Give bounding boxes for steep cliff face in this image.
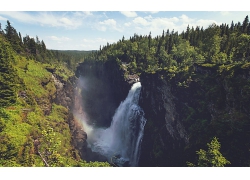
[75,60,131,127]
[139,64,250,166]
[51,73,88,160]
[138,73,189,166]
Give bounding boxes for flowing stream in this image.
[84,82,146,166]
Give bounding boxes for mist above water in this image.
[74,77,146,166]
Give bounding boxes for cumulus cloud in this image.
[196,19,218,27]
[121,14,225,37]
[179,14,194,24]
[145,15,153,20]
[0,11,82,29]
[97,19,122,32]
[99,19,116,26]
[130,16,180,35]
[133,17,149,26]
[120,11,137,18]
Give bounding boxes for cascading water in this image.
[84,82,146,167]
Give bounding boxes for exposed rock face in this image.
[138,72,189,166]
[67,113,88,160]
[52,74,76,109]
[75,60,130,127]
[51,73,89,160]
[138,64,250,166]
[126,74,140,84]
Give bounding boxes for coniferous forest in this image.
[1,15,250,167]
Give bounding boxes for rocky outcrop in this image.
[125,74,140,84]
[138,64,250,166]
[52,74,76,109]
[67,113,88,160]
[51,73,89,161]
[75,60,130,127]
[138,72,189,166]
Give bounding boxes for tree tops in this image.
[85,15,250,75]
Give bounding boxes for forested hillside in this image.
[1,14,250,167]
[0,20,110,167]
[85,16,250,74]
[81,15,250,167]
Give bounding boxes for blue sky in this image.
[0,1,249,50]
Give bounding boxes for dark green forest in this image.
[83,15,250,167]
[85,16,250,74]
[1,14,250,167]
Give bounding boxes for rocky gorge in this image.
[71,61,250,166]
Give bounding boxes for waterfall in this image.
[86,82,146,167]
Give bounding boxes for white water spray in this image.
[76,81,146,166]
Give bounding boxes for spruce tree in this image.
[242,15,249,33]
[0,39,19,107]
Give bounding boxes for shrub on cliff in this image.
[187,137,230,167]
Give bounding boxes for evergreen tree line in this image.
[0,20,84,70]
[85,15,250,74]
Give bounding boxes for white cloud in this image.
[120,11,137,18]
[151,18,177,28]
[0,11,82,29]
[179,14,194,23]
[124,22,131,27]
[125,14,224,37]
[99,26,107,31]
[84,11,93,16]
[59,17,74,26]
[196,19,219,27]
[0,15,7,21]
[131,16,180,35]
[97,19,122,32]
[133,17,149,26]
[99,19,116,26]
[145,15,153,20]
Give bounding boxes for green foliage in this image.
[76,161,111,167]
[40,127,64,167]
[83,15,250,81]
[187,137,230,167]
[0,35,20,107]
[0,21,112,167]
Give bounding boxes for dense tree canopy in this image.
[84,16,250,75]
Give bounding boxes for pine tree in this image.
[187,137,231,167]
[242,15,249,33]
[4,20,22,53]
[0,23,4,34]
[185,25,190,41]
[230,21,234,31]
[0,38,19,107]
